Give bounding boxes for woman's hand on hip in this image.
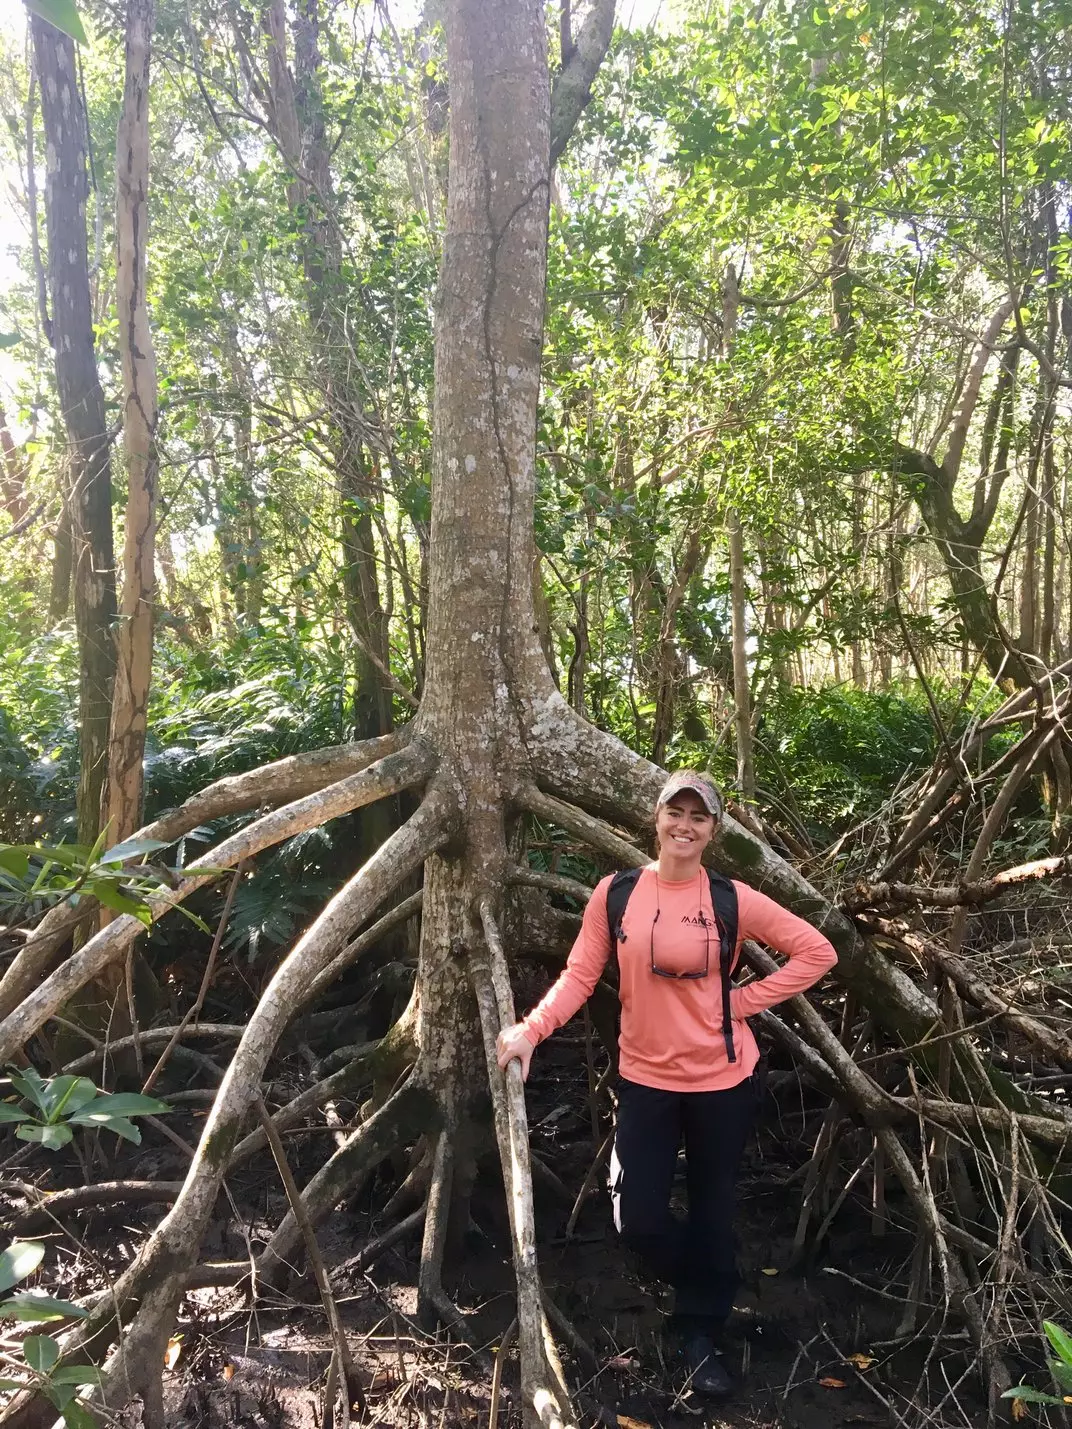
[496,1024,535,1082]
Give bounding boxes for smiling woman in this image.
[495,768,838,1402]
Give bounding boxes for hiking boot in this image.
[682,1334,733,1399]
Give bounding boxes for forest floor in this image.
[3,987,990,1429]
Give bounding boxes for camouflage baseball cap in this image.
[656,770,723,819]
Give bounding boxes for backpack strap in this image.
[707,871,739,1065]
[605,867,644,968]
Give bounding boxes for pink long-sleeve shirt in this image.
[519,865,838,1092]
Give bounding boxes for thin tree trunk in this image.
[32,15,118,847]
[48,484,73,622]
[105,0,159,847]
[728,506,755,804]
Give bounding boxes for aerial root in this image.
[0,727,409,1025]
[0,739,439,1065]
[473,897,576,1429]
[4,793,455,1425]
[334,1202,428,1285]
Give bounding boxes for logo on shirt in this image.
[681,913,714,927]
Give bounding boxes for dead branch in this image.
[256,1097,365,1420]
[846,853,1072,913]
[859,916,1072,1069]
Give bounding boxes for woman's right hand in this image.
[496,1024,535,1082]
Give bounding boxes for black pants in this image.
[609,1076,755,1336]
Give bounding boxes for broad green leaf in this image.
[23,1333,60,1374]
[1044,1321,1072,1367]
[89,882,152,925]
[24,0,88,45]
[98,837,169,865]
[61,1400,97,1429]
[50,1365,102,1386]
[0,847,30,878]
[68,1092,167,1118]
[0,1240,44,1294]
[17,1122,74,1150]
[65,1114,142,1144]
[0,1104,31,1123]
[9,1068,50,1116]
[2,1292,88,1322]
[0,333,21,351]
[43,1076,98,1119]
[0,1379,24,1390]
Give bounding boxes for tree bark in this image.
[728,506,755,803]
[104,0,159,848]
[32,16,118,846]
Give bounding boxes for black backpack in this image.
[605,867,739,1064]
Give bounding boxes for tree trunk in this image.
[261,0,391,749]
[32,16,118,846]
[104,0,159,848]
[728,507,756,803]
[47,474,73,622]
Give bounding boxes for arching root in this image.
[1,792,454,1424]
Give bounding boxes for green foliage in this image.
[0,1068,134,1425]
[23,0,88,45]
[0,1066,168,1149]
[0,830,187,932]
[1003,1321,1072,1409]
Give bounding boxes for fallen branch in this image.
[256,1097,365,1421]
[859,916,1072,1069]
[845,854,1072,913]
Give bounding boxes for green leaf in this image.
[44,1076,99,1118]
[17,1122,74,1150]
[0,1378,25,1390]
[98,836,169,865]
[1044,1321,1072,1367]
[61,1400,97,1429]
[0,1241,45,1294]
[23,1333,60,1374]
[50,1365,102,1386]
[0,847,30,878]
[0,333,20,351]
[24,0,88,45]
[66,1114,142,1144]
[2,1293,88,1322]
[1000,1385,1066,1405]
[9,1068,50,1116]
[67,1092,167,1118]
[88,881,152,925]
[0,1104,31,1123]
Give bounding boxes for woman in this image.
[496,770,838,1399]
